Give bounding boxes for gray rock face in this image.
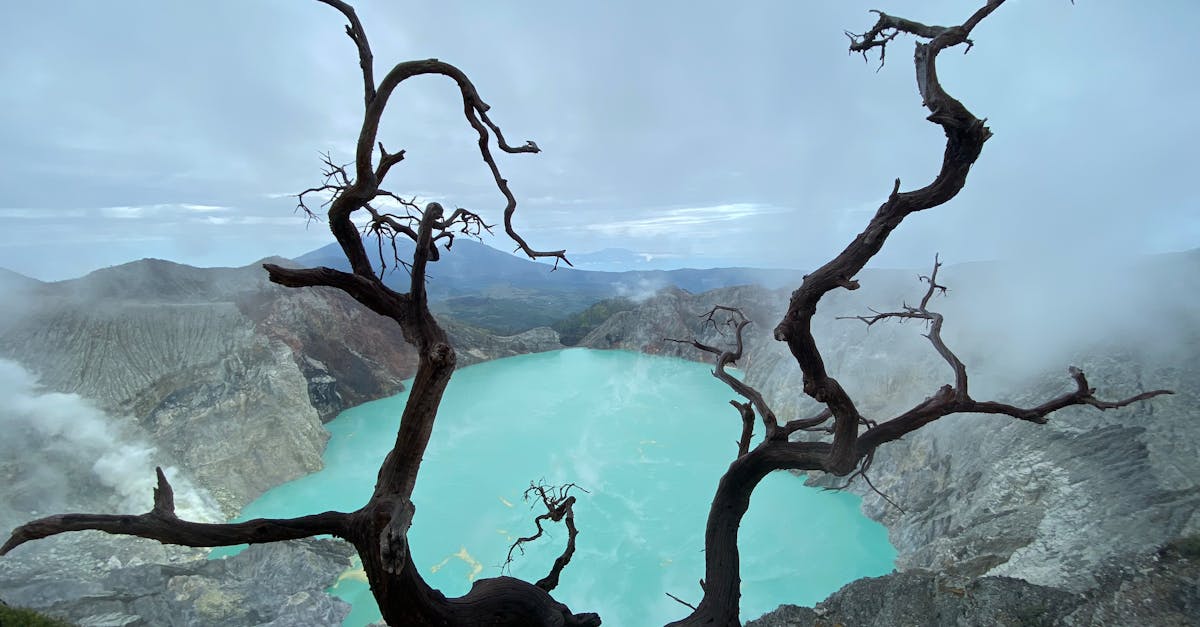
[0,257,565,627]
[581,253,1200,615]
[2,263,329,514]
[0,258,567,515]
[745,570,1081,627]
[1,535,353,627]
[447,320,565,366]
[747,548,1200,627]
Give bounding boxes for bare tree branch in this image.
[839,255,967,396]
[670,3,1169,625]
[6,3,594,625]
[782,408,834,436]
[837,260,1176,456]
[503,481,589,593]
[314,0,376,106]
[667,307,783,442]
[731,400,755,457]
[773,2,1004,479]
[666,592,698,611]
[1,468,349,556]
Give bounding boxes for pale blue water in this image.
[219,349,895,626]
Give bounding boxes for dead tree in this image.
[0,2,1173,627]
[1,2,593,625]
[662,2,1172,625]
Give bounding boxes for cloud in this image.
[1,2,1197,277]
[584,203,792,238]
[193,215,305,227]
[99,205,148,219]
[179,203,230,213]
[614,276,669,302]
[526,195,607,207]
[97,203,235,220]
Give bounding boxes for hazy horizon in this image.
[1,1,1197,281]
[4,237,1197,284]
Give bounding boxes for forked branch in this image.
[670,3,1170,625]
[503,481,589,593]
[666,306,784,447]
[773,1,1004,477]
[307,0,567,280]
[1,468,349,556]
[839,255,967,396]
[843,261,1175,455]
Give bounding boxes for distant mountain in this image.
[0,266,42,288]
[51,257,273,302]
[0,268,44,332]
[295,237,809,332]
[0,257,564,518]
[567,247,742,272]
[297,238,808,295]
[295,237,599,296]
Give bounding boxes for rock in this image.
[447,322,565,366]
[748,549,1200,627]
[0,537,354,627]
[583,253,1200,618]
[0,258,566,515]
[0,257,566,627]
[0,263,334,513]
[746,570,1081,627]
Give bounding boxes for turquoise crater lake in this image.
[224,349,895,625]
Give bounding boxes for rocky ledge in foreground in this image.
[747,540,1200,626]
[0,535,354,627]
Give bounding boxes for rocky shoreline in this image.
[2,253,1196,625]
[579,254,1200,624]
[0,258,566,626]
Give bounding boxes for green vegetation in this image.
[432,296,571,335]
[0,602,73,627]
[431,291,617,336]
[552,297,636,345]
[1164,534,1200,558]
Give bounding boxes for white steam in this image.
[615,277,668,303]
[0,358,220,522]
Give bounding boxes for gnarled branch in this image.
[503,481,589,593]
[840,260,1175,456]
[1,468,349,556]
[773,1,1003,479]
[670,3,1169,625]
[667,306,782,445]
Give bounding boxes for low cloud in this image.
[615,276,668,302]
[98,203,233,220]
[585,203,792,238]
[179,203,229,213]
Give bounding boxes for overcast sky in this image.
[1,1,1197,280]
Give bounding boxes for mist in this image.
[614,276,669,303]
[0,359,220,533]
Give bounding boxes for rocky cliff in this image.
[2,250,1195,625]
[0,257,564,625]
[0,257,566,515]
[580,252,1200,622]
[745,544,1200,627]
